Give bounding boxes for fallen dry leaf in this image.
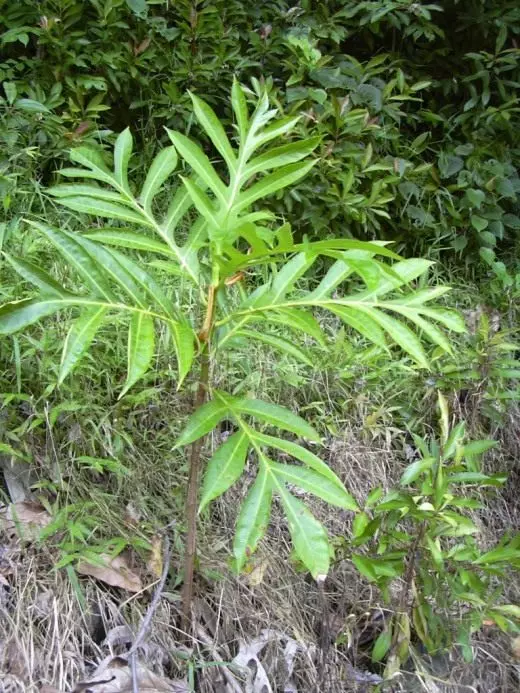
[0,501,51,540]
[73,656,189,692]
[77,552,143,592]
[512,635,520,660]
[247,559,269,587]
[147,534,163,578]
[40,687,66,693]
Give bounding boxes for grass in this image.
[1,196,519,690]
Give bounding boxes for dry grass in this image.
[1,421,519,692]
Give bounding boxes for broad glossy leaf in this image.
[5,255,69,297]
[233,466,272,572]
[372,631,392,662]
[120,312,155,397]
[114,128,133,191]
[234,398,321,441]
[272,462,358,510]
[59,306,108,382]
[236,161,317,213]
[29,222,116,300]
[167,130,227,204]
[140,146,178,211]
[84,229,175,256]
[53,196,148,226]
[235,329,313,366]
[275,484,330,579]
[291,239,399,259]
[0,298,64,334]
[175,398,230,447]
[254,432,345,489]
[400,458,435,485]
[199,431,248,512]
[190,92,236,173]
[244,137,320,178]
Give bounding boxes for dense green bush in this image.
[1,0,519,286]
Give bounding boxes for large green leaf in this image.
[236,161,316,213]
[272,462,358,510]
[59,306,108,382]
[178,176,219,232]
[234,398,321,441]
[113,128,133,191]
[167,130,227,204]
[48,184,129,204]
[253,432,345,489]
[199,431,249,512]
[235,329,313,366]
[84,229,175,256]
[275,483,330,580]
[233,466,272,572]
[0,298,64,334]
[175,398,230,447]
[169,318,195,386]
[53,196,148,226]
[244,137,320,177]
[69,147,114,184]
[231,78,249,143]
[140,146,178,211]
[4,255,70,297]
[190,92,236,174]
[120,312,155,397]
[29,222,116,300]
[329,305,386,348]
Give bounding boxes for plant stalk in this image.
[181,284,216,632]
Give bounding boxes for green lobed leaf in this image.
[29,221,117,300]
[53,196,149,226]
[190,92,236,173]
[0,298,64,334]
[84,229,175,256]
[355,306,429,367]
[231,78,249,143]
[244,137,320,178]
[199,431,249,512]
[59,306,108,383]
[253,432,345,489]
[167,129,227,204]
[120,312,155,397]
[236,160,317,213]
[178,176,219,232]
[4,254,70,297]
[233,466,272,572]
[372,631,392,662]
[329,305,387,348]
[275,483,330,580]
[48,184,130,204]
[234,398,321,441]
[175,398,230,447]
[235,329,313,366]
[114,128,133,191]
[140,146,178,211]
[272,462,358,510]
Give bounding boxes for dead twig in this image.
[128,535,172,692]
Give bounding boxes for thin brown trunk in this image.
[181,284,216,633]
